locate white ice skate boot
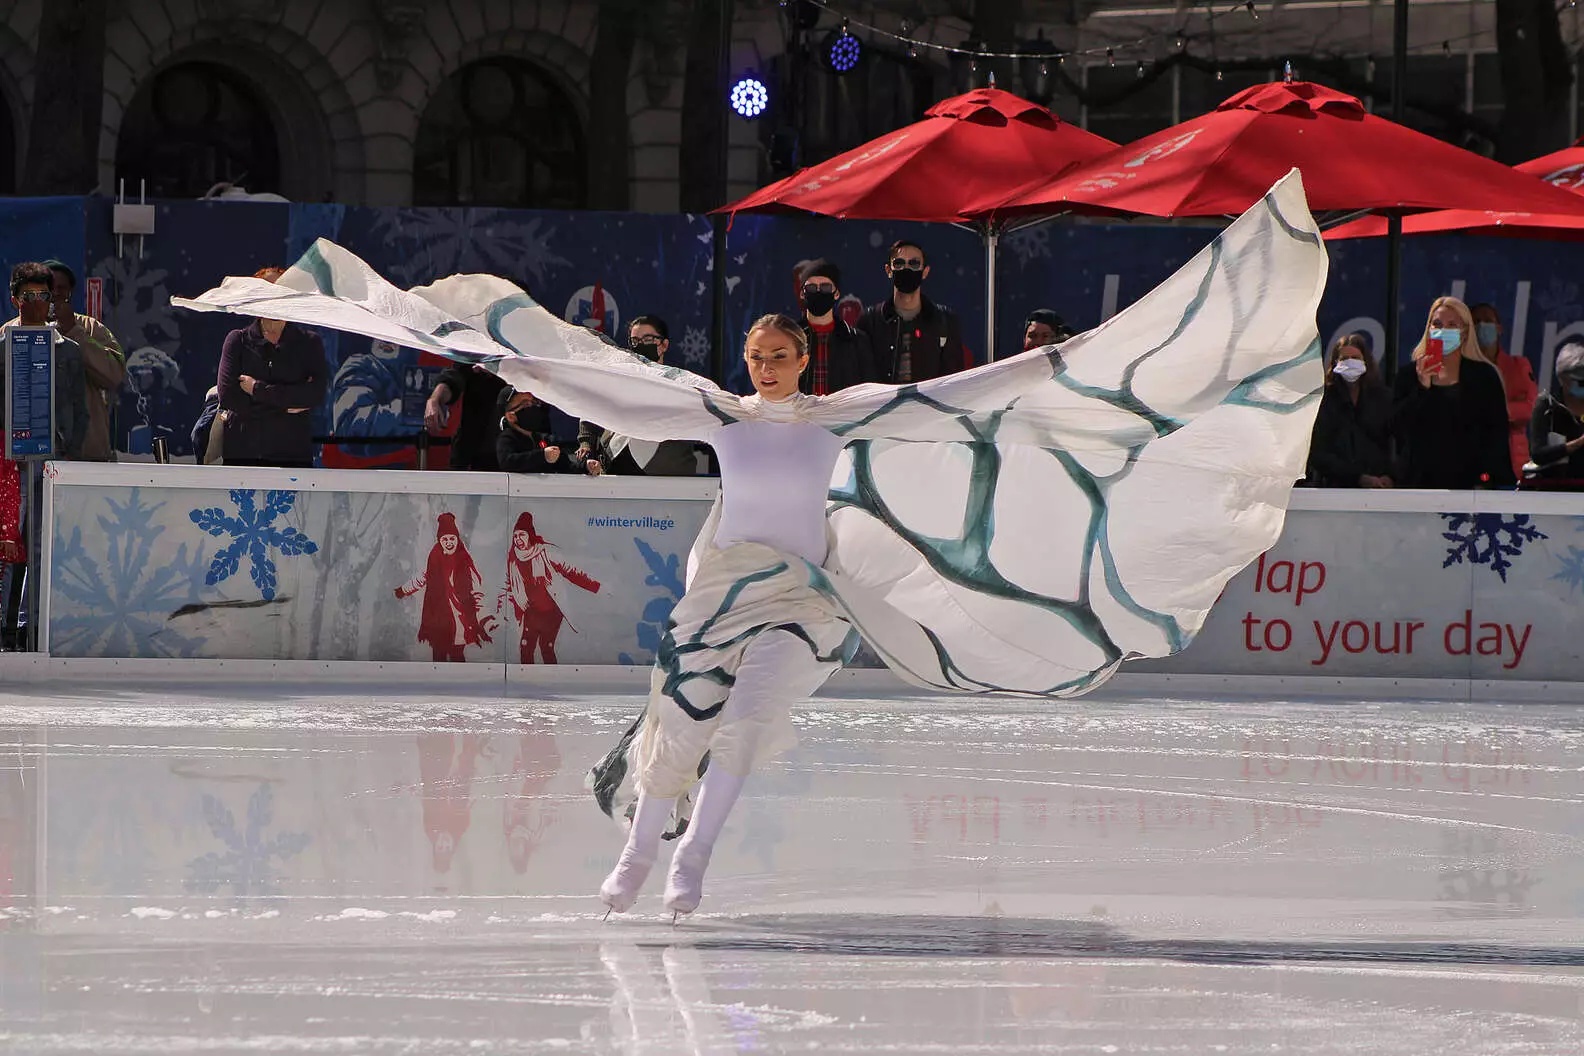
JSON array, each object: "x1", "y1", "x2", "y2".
[
  {"x1": 600, "y1": 793, "x2": 675, "y2": 913},
  {"x1": 664, "y1": 767, "x2": 746, "y2": 916}
]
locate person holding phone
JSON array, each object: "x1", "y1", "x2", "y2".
[{"x1": 1392, "y1": 296, "x2": 1513, "y2": 489}]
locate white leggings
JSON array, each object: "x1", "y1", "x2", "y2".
[{"x1": 637, "y1": 629, "x2": 837, "y2": 798}]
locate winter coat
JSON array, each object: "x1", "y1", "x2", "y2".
[
  {"x1": 1391, "y1": 357, "x2": 1514, "y2": 488},
  {"x1": 215, "y1": 320, "x2": 328, "y2": 466},
  {"x1": 436, "y1": 361, "x2": 507, "y2": 470},
  {"x1": 799, "y1": 317, "x2": 881, "y2": 395},
  {"x1": 1526, "y1": 376, "x2": 1584, "y2": 483},
  {"x1": 1307, "y1": 379, "x2": 1394, "y2": 486},
  {"x1": 857, "y1": 295, "x2": 970, "y2": 384}
]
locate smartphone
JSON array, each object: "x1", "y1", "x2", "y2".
[{"x1": 1422, "y1": 336, "x2": 1445, "y2": 372}]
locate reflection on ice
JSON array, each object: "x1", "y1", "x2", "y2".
[{"x1": 0, "y1": 682, "x2": 1583, "y2": 1053}]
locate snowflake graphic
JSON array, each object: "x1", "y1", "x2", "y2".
[
  {"x1": 1553, "y1": 521, "x2": 1584, "y2": 594},
  {"x1": 617, "y1": 538, "x2": 685, "y2": 666},
  {"x1": 1003, "y1": 224, "x2": 1052, "y2": 266},
  {"x1": 189, "y1": 490, "x2": 320, "y2": 601},
  {"x1": 1441, "y1": 512, "x2": 1548, "y2": 583},
  {"x1": 676, "y1": 326, "x2": 711, "y2": 371},
  {"x1": 50, "y1": 490, "x2": 209, "y2": 658},
  {"x1": 95, "y1": 254, "x2": 181, "y2": 352},
  {"x1": 186, "y1": 783, "x2": 311, "y2": 898},
  {"x1": 364, "y1": 209, "x2": 570, "y2": 287}
]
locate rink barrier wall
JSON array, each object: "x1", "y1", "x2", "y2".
[{"x1": 36, "y1": 463, "x2": 1584, "y2": 696}]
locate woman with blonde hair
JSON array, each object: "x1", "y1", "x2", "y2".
[
  {"x1": 176, "y1": 173, "x2": 1330, "y2": 918},
  {"x1": 1392, "y1": 295, "x2": 1513, "y2": 488}
]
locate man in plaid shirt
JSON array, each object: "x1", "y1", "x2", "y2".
[{"x1": 795, "y1": 259, "x2": 878, "y2": 396}]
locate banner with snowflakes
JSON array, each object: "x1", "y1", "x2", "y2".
[
  {"x1": 42, "y1": 465, "x2": 714, "y2": 664},
  {"x1": 1127, "y1": 493, "x2": 1584, "y2": 682}
]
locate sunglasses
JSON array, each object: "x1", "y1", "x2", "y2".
[
  {"x1": 16, "y1": 290, "x2": 49, "y2": 302},
  {"x1": 889, "y1": 258, "x2": 925, "y2": 271},
  {"x1": 802, "y1": 282, "x2": 837, "y2": 294}
]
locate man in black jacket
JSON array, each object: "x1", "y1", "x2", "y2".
[
  {"x1": 497, "y1": 388, "x2": 602, "y2": 475},
  {"x1": 857, "y1": 239, "x2": 969, "y2": 384},
  {"x1": 796, "y1": 259, "x2": 878, "y2": 395}
]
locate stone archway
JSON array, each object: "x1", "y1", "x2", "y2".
[
  {"x1": 102, "y1": 22, "x2": 364, "y2": 202},
  {"x1": 413, "y1": 55, "x2": 588, "y2": 208}
]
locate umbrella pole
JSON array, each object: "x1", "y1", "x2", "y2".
[
  {"x1": 985, "y1": 223, "x2": 999, "y2": 364},
  {"x1": 1384, "y1": 216, "x2": 1402, "y2": 385}
]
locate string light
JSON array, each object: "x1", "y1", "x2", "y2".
[
  {"x1": 1136, "y1": 60, "x2": 1146, "y2": 78},
  {"x1": 787, "y1": 0, "x2": 1503, "y2": 75}
]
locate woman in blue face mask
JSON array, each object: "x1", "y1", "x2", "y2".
[
  {"x1": 1524, "y1": 342, "x2": 1584, "y2": 485},
  {"x1": 1307, "y1": 333, "x2": 1394, "y2": 487},
  {"x1": 1392, "y1": 296, "x2": 1515, "y2": 489}
]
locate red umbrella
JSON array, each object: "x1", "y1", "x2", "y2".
[
  {"x1": 720, "y1": 88, "x2": 1115, "y2": 357},
  {"x1": 1326, "y1": 138, "x2": 1584, "y2": 241},
  {"x1": 1519, "y1": 139, "x2": 1584, "y2": 188},
  {"x1": 991, "y1": 82, "x2": 1584, "y2": 220},
  {"x1": 723, "y1": 88, "x2": 1114, "y2": 222}
]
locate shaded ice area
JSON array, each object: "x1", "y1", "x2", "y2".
[{"x1": 3, "y1": 677, "x2": 1584, "y2": 1054}]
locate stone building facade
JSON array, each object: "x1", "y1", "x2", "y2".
[{"x1": 0, "y1": 1, "x2": 1578, "y2": 209}]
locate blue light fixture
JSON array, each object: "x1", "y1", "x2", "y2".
[
  {"x1": 729, "y1": 75, "x2": 770, "y2": 119},
  {"x1": 825, "y1": 28, "x2": 863, "y2": 74}
]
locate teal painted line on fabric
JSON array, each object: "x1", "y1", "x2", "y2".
[
  {"x1": 1051, "y1": 448, "x2": 1184, "y2": 653},
  {"x1": 1263, "y1": 186, "x2": 1325, "y2": 248},
  {"x1": 295, "y1": 243, "x2": 336, "y2": 296},
  {"x1": 840, "y1": 441, "x2": 1121, "y2": 666},
  {"x1": 691, "y1": 563, "x2": 791, "y2": 643},
  {"x1": 827, "y1": 387, "x2": 982, "y2": 438},
  {"x1": 1224, "y1": 336, "x2": 1324, "y2": 411},
  {"x1": 483, "y1": 294, "x2": 537, "y2": 354}
]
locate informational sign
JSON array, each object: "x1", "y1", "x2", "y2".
[
  {"x1": 5, "y1": 327, "x2": 55, "y2": 461},
  {"x1": 402, "y1": 364, "x2": 445, "y2": 423},
  {"x1": 84, "y1": 277, "x2": 103, "y2": 322}
]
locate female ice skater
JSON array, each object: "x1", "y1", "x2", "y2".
[{"x1": 174, "y1": 170, "x2": 1331, "y2": 919}]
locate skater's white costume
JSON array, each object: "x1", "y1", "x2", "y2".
[{"x1": 175, "y1": 170, "x2": 1331, "y2": 915}]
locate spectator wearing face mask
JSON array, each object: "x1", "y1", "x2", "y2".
[
  {"x1": 1469, "y1": 302, "x2": 1538, "y2": 480},
  {"x1": 1525, "y1": 342, "x2": 1584, "y2": 485},
  {"x1": 1019, "y1": 309, "x2": 1074, "y2": 357},
  {"x1": 1393, "y1": 295, "x2": 1514, "y2": 489},
  {"x1": 795, "y1": 259, "x2": 877, "y2": 395},
  {"x1": 497, "y1": 387, "x2": 602, "y2": 475},
  {"x1": 857, "y1": 240, "x2": 969, "y2": 384},
  {"x1": 1307, "y1": 333, "x2": 1394, "y2": 488},
  {"x1": 575, "y1": 316, "x2": 703, "y2": 476}
]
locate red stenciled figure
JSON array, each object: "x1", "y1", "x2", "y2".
[
  {"x1": 395, "y1": 512, "x2": 495, "y2": 662},
  {"x1": 497, "y1": 511, "x2": 599, "y2": 664},
  {"x1": 0, "y1": 459, "x2": 22, "y2": 565}
]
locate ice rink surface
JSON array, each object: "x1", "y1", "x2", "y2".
[{"x1": 3, "y1": 675, "x2": 1584, "y2": 1054}]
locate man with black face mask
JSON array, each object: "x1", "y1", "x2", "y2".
[
  {"x1": 795, "y1": 260, "x2": 877, "y2": 395},
  {"x1": 576, "y1": 315, "x2": 702, "y2": 476},
  {"x1": 857, "y1": 239, "x2": 969, "y2": 384}
]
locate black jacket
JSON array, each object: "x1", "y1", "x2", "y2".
[
  {"x1": 1307, "y1": 380, "x2": 1394, "y2": 486},
  {"x1": 495, "y1": 391, "x2": 580, "y2": 474},
  {"x1": 1392, "y1": 357, "x2": 1515, "y2": 488},
  {"x1": 798, "y1": 317, "x2": 880, "y2": 394},
  {"x1": 437, "y1": 362, "x2": 507, "y2": 470},
  {"x1": 1526, "y1": 378, "x2": 1584, "y2": 482},
  {"x1": 216, "y1": 321, "x2": 328, "y2": 465},
  {"x1": 857, "y1": 295, "x2": 969, "y2": 384}
]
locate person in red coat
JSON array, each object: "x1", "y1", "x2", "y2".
[
  {"x1": 497, "y1": 511, "x2": 599, "y2": 664},
  {"x1": 395, "y1": 512, "x2": 495, "y2": 662}
]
